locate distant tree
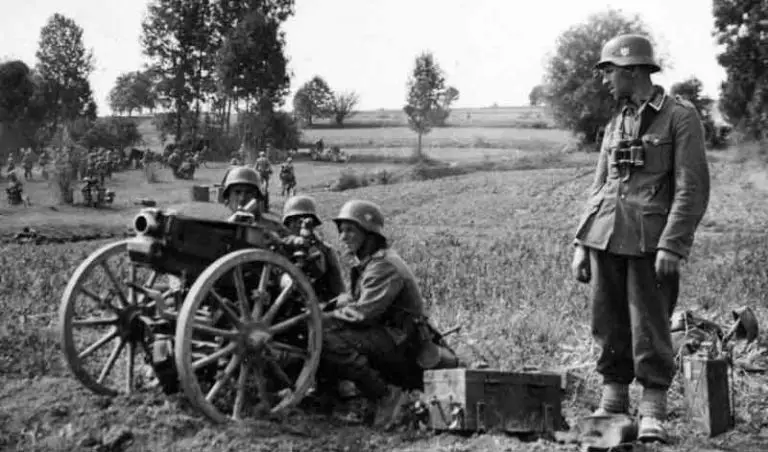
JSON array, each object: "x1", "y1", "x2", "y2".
[
  {"x1": 329, "y1": 91, "x2": 359, "y2": 126},
  {"x1": 541, "y1": 9, "x2": 659, "y2": 145},
  {"x1": 80, "y1": 117, "x2": 143, "y2": 151},
  {"x1": 713, "y1": 0, "x2": 768, "y2": 139},
  {"x1": 35, "y1": 13, "x2": 96, "y2": 130},
  {"x1": 108, "y1": 71, "x2": 157, "y2": 116},
  {"x1": 403, "y1": 51, "x2": 456, "y2": 158},
  {"x1": 292, "y1": 76, "x2": 333, "y2": 126},
  {"x1": 528, "y1": 84, "x2": 547, "y2": 107},
  {"x1": 0, "y1": 60, "x2": 36, "y2": 123}
]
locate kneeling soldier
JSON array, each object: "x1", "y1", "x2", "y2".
[
  {"x1": 282, "y1": 195, "x2": 346, "y2": 302},
  {"x1": 319, "y1": 200, "x2": 424, "y2": 429},
  {"x1": 218, "y1": 166, "x2": 285, "y2": 234}
]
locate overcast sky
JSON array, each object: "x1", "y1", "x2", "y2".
[{"x1": 0, "y1": 0, "x2": 726, "y2": 114}]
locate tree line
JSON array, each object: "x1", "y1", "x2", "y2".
[{"x1": 529, "y1": 2, "x2": 766, "y2": 149}]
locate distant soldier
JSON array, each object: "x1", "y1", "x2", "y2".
[
  {"x1": 22, "y1": 148, "x2": 36, "y2": 180},
  {"x1": 6, "y1": 153, "x2": 15, "y2": 175},
  {"x1": 280, "y1": 156, "x2": 296, "y2": 196},
  {"x1": 571, "y1": 34, "x2": 710, "y2": 443},
  {"x1": 254, "y1": 151, "x2": 272, "y2": 182},
  {"x1": 6, "y1": 173, "x2": 23, "y2": 205}
]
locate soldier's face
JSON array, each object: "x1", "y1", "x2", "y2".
[
  {"x1": 601, "y1": 64, "x2": 634, "y2": 99},
  {"x1": 226, "y1": 185, "x2": 260, "y2": 212},
  {"x1": 338, "y1": 221, "x2": 365, "y2": 255}
]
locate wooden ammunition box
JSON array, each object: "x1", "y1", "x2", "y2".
[
  {"x1": 422, "y1": 368, "x2": 563, "y2": 435},
  {"x1": 682, "y1": 356, "x2": 734, "y2": 437},
  {"x1": 191, "y1": 185, "x2": 210, "y2": 202}
]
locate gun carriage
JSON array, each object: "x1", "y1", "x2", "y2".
[{"x1": 59, "y1": 206, "x2": 327, "y2": 423}]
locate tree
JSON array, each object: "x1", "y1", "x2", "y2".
[
  {"x1": 403, "y1": 52, "x2": 455, "y2": 159},
  {"x1": 217, "y1": 10, "x2": 290, "y2": 109},
  {"x1": 108, "y1": 70, "x2": 158, "y2": 116},
  {"x1": 0, "y1": 60, "x2": 36, "y2": 123},
  {"x1": 713, "y1": 0, "x2": 768, "y2": 139},
  {"x1": 35, "y1": 13, "x2": 96, "y2": 129},
  {"x1": 541, "y1": 9, "x2": 659, "y2": 145},
  {"x1": 670, "y1": 76, "x2": 719, "y2": 146},
  {"x1": 528, "y1": 85, "x2": 547, "y2": 107},
  {"x1": 80, "y1": 117, "x2": 142, "y2": 151},
  {"x1": 329, "y1": 91, "x2": 359, "y2": 126},
  {"x1": 292, "y1": 76, "x2": 333, "y2": 126}
]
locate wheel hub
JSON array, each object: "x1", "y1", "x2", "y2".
[
  {"x1": 244, "y1": 322, "x2": 271, "y2": 351},
  {"x1": 118, "y1": 305, "x2": 146, "y2": 341}
]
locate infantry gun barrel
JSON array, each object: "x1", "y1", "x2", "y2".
[{"x1": 134, "y1": 208, "x2": 162, "y2": 235}]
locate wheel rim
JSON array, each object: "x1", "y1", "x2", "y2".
[
  {"x1": 174, "y1": 249, "x2": 323, "y2": 423},
  {"x1": 59, "y1": 240, "x2": 180, "y2": 396}
]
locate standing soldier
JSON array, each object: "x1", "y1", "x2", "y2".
[
  {"x1": 571, "y1": 34, "x2": 710, "y2": 443},
  {"x1": 279, "y1": 156, "x2": 296, "y2": 196},
  {"x1": 254, "y1": 151, "x2": 273, "y2": 211},
  {"x1": 6, "y1": 152, "x2": 15, "y2": 175},
  {"x1": 22, "y1": 148, "x2": 36, "y2": 180}
]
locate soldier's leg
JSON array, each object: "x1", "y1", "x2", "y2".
[
  {"x1": 627, "y1": 255, "x2": 678, "y2": 441},
  {"x1": 590, "y1": 249, "x2": 633, "y2": 413},
  {"x1": 318, "y1": 323, "x2": 397, "y2": 401}
]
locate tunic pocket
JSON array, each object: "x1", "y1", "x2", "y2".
[
  {"x1": 641, "y1": 135, "x2": 673, "y2": 173},
  {"x1": 640, "y1": 205, "x2": 669, "y2": 253}
]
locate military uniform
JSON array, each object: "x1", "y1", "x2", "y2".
[
  {"x1": 319, "y1": 247, "x2": 425, "y2": 400},
  {"x1": 574, "y1": 85, "x2": 710, "y2": 390}
]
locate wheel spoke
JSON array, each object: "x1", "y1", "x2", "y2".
[
  {"x1": 262, "y1": 281, "x2": 294, "y2": 325},
  {"x1": 128, "y1": 265, "x2": 137, "y2": 305},
  {"x1": 269, "y1": 341, "x2": 309, "y2": 359},
  {"x1": 78, "y1": 328, "x2": 119, "y2": 360},
  {"x1": 268, "y1": 312, "x2": 310, "y2": 336},
  {"x1": 233, "y1": 266, "x2": 249, "y2": 320},
  {"x1": 97, "y1": 338, "x2": 126, "y2": 384},
  {"x1": 258, "y1": 264, "x2": 271, "y2": 292},
  {"x1": 72, "y1": 316, "x2": 118, "y2": 327},
  {"x1": 100, "y1": 262, "x2": 129, "y2": 308},
  {"x1": 266, "y1": 357, "x2": 294, "y2": 388},
  {"x1": 205, "y1": 355, "x2": 241, "y2": 402},
  {"x1": 80, "y1": 287, "x2": 119, "y2": 313},
  {"x1": 192, "y1": 342, "x2": 237, "y2": 371},
  {"x1": 232, "y1": 362, "x2": 248, "y2": 420},
  {"x1": 125, "y1": 341, "x2": 135, "y2": 393},
  {"x1": 192, "y1": 323, "x2": 239, "y2": 339},
  {"x1": 209, "y1": 289, "x2": 241, "y2": 325}
]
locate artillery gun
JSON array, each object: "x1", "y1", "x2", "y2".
[{"x1": 58, "y1": 202, "x2": 328, "y2": 423}]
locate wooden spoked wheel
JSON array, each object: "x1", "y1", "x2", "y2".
[
  {"x1": 174, "y1": 249, "x2": 323, "y2": 423},
  {"x1": 59, "y1": 240, "x2": 181, "y2": 396}
]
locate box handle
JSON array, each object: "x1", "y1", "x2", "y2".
[{"x1": 476, "y1": 402, "x2": 486, "y2": 432}]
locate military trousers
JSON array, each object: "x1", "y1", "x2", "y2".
[
  {"x1": 589, "y1": 249, "x2": 679, "y2": 389},
  {"x1": 318, "y1": 320, "x2": 406, "y2": 401}
]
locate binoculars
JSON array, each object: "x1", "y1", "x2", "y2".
[{"x1": 610, "y1": 139, "x2": 645, "y2": 168}]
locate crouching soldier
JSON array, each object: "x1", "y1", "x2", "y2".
[
  {"x1": 318, "y1": 200, "x2": 425, "y2": 429},
  {"x1": 218, "y1": 166, "x2": 286, "y2": 234},
  {"x1": 282, "y1": 195, "x2": 346, "y2": 302}
]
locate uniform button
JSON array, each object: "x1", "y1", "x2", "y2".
[{"x1": 621, "y1": 195, "x2": 626, "y2": 200}]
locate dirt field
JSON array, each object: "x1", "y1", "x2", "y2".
[{"x1": 1, "y1": 137, "x2": 767, "y2": 451}]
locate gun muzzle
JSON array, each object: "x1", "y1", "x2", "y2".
[{"x1": 134, "y1": 209, "x2": 160, "y2": 235}]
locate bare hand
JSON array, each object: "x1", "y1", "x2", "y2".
[
  {"x1": 571, "y1": 245, "x2": 591, "y2": 284},
  {"x1": 655, "y1": 249, "x2": 681, "y2": 280},
  {"x1": 331, "y1": 306, "x2": 364, "y2": 323}
]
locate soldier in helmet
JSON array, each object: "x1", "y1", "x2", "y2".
[
  {"x1": 317, "y1": 200, "x2": 425, "y2": 429},
  {"x1": 218, "y1": 166, "x2": 285, "y2": 233},
  {"x1": 282, "y1": 195, "x2": 345, "y2": 302},
  {"x1": 571, "y1": 34, "x2": 710, "y2": 443}
]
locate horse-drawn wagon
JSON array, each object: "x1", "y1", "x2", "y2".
[{"x1": 59, "y1": 206, "x2": 330, "y2": 423}]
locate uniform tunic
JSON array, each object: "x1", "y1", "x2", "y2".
[
  {"x1": 319, "y1": 248, "x2": 426, "y2": 399},
  {"x1": 574, "y1": 86, "x2": 710, "y2": 389}
]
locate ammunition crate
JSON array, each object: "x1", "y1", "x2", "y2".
[
  {"x1": 191, "y1": 185, "x2": 210, "y2": 202},
  {"x1": 423, "y1": 368, "x2": 563, "y2": 435}
]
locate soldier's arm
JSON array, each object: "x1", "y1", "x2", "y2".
[
  {"x1": 573, "y1": 120, "x2": 612, "y2": 247},
  {"x1": 351, "y1": 260, "x2": 403, "y2": 322},
  {"x1": 657, "y1": 106, "x2": 710, "y2": 259}
]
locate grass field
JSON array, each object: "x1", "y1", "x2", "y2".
[{"x1": 1, "y1": 121, "x2": 767, "y2": 451}]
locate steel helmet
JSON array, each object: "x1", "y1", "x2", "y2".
[
  {"x1": 332, "y1": 200, "x2": 385, "y2": 238},
  {"x1": 259, "y1": 151, "x2": 266, "y2": 157},
  {"x1": 595, "y1": 34, "x2": 660, "y2": 73},
  {"x1": 282, "y1": 195, "x2": 321, "y2": 226},
  {"x1": 219, "y1": 166, "x2": 262, "y2": 203}
]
